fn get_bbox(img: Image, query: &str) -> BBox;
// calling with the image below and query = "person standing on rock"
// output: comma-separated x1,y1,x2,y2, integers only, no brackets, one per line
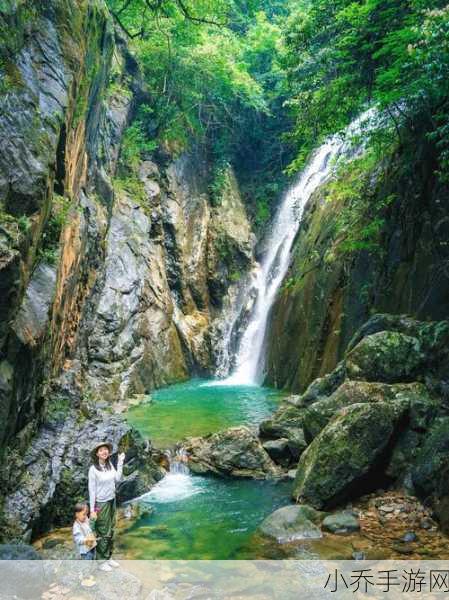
88,441,125,572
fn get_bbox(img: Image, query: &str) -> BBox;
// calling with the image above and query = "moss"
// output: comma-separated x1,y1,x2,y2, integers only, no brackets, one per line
0,58,23,93
345,331,425,383
229,270,242,282
293,401,407,508
113,176,150,215
209,160,232,207
37,194,71,265
412,417,449,497
119,121,158,172
42,395,71,424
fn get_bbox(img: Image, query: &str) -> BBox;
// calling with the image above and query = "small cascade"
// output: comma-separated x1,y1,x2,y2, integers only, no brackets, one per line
215,109,376,387
167,447,190,475
135,446,200,504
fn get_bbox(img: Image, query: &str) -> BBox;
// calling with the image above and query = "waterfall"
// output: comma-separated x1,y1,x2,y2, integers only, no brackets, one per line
166,447,190,475
216,110,375,387
134,447,201,503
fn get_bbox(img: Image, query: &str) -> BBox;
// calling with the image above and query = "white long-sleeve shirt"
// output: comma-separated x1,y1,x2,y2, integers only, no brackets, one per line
73,518,96,555
88,457,124,513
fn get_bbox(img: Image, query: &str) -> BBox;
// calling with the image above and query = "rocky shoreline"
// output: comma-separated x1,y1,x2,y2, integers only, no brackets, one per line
2,311,449,561
173,313,449,558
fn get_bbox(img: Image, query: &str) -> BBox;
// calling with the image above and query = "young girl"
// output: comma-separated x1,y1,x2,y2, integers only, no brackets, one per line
72,502,96,560
88,441,125,571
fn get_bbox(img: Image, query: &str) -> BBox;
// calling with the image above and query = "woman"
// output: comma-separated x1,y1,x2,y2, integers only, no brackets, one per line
88,441,125,572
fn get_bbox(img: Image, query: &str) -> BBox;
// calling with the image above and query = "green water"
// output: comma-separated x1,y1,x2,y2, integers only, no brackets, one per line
121,379,290,559
118,474,292,559
126,378,283,448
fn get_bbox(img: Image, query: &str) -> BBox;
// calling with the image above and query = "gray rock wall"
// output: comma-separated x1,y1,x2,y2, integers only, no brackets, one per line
0,0,255,536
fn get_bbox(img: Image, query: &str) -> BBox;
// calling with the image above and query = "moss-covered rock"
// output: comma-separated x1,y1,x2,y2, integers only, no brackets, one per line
322,511,360,534
259,405,307,464
1,407,164,540
185,426,280,479
345,331,425,383
303,381,438,441
266,121,449,395
412,418,449,498
293,401,407,509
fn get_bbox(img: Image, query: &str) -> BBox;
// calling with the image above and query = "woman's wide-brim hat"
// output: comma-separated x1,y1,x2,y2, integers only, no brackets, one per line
91,441,113,460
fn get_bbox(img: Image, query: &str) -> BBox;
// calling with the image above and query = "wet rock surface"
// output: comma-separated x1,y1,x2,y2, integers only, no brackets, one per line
0,0,257,541
185,426,280,479
266,120,449,395
259,404,307,466
11,262,57,347
258,505,322,542
322,512,360,534
261,315,449,532
243,489,449,560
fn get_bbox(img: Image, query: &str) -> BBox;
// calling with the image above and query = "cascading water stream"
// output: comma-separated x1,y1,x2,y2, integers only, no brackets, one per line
216,110,375,386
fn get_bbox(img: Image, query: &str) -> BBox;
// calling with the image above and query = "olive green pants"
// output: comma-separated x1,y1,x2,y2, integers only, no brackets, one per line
94,499,116,560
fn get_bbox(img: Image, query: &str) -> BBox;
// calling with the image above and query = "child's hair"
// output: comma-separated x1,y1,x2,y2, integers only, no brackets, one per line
74,502,88,517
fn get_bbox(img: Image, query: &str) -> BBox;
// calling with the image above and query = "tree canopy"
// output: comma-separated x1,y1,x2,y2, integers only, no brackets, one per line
106,0,449,209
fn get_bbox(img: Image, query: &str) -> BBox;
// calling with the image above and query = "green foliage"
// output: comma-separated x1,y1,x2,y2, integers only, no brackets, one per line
38,194,71,265
120,118,158,171
0,1,38,95
106,0,293,222
325,148,396,256
282,0,449,175
254,197,270,227
17,215,31,233
43,395,71,424
209,159,231,206
229,270,242,282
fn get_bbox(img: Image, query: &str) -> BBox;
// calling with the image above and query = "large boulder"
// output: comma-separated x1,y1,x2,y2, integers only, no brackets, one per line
411,418,449,533
262,439,291,466
299,364,347,405
259,405,305,439
259,405,307,464
303,381,438,441
258,505,323,543
293,401,407,509
412,418,449,498
345,331,425,383
185,426,280,479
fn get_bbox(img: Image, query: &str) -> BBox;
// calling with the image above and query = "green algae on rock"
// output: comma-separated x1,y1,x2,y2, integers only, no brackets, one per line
293,401,407,509
345,331,425,383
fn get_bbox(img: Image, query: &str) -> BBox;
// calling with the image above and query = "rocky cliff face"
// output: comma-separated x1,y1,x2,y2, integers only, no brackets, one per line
0,0,254,538
266,136,449,392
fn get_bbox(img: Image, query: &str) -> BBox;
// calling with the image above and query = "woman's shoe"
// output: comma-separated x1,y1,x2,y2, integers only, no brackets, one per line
99,562,113,572
108,559,120,568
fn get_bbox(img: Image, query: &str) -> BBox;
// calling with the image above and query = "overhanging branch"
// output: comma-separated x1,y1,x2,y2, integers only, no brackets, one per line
111,0,224,39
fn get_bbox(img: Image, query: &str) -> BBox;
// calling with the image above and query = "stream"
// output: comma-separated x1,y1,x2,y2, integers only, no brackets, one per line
118,115,375,560
122,379,290,559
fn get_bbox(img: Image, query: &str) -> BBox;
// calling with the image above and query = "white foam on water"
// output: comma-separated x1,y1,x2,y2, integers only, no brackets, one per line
138,473,204,504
